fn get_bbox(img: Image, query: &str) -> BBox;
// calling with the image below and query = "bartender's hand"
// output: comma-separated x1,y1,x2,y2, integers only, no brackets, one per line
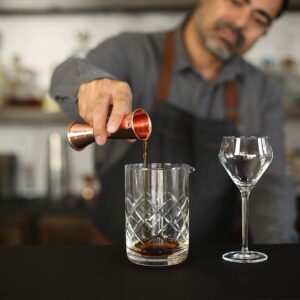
78,78,132,145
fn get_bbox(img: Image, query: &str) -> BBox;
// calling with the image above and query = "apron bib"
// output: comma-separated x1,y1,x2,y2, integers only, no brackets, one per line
94,31,238,244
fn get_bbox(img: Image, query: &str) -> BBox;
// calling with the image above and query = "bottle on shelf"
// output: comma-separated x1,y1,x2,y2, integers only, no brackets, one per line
0,31,8,108
6,55,42,108
279,57,300,110
72,30,90,58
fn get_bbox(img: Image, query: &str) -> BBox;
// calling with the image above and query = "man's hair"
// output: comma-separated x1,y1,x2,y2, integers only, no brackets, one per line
277,0,289,18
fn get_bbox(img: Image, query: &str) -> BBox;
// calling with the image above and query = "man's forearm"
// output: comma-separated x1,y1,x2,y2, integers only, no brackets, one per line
50,57,117,119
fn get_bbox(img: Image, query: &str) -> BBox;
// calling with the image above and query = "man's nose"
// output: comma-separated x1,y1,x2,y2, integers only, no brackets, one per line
233,7,252,29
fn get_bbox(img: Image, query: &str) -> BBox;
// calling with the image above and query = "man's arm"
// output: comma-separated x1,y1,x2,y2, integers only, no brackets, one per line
250,78,298,243
50,33,134,145
50,57,116,120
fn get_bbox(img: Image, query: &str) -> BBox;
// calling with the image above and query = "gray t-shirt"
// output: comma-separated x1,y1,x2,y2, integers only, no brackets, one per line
50,24,298,244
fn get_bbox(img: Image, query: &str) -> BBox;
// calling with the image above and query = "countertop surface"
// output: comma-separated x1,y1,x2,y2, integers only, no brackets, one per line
0,244,299,300
0,245,300,300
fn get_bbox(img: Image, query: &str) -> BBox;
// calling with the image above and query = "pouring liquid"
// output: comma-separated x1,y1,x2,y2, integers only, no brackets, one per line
143,140,148,167
132,139,181,256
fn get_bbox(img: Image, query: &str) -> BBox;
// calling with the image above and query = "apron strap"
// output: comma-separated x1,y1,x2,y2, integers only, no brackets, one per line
156,31,238,120
156,31,176,101
224,80,238,121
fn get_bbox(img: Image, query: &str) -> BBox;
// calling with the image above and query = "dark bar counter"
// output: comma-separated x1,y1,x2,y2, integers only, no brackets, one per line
0,244,299,300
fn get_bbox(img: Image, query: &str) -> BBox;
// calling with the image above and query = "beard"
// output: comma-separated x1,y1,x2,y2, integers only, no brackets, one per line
203,36,235,60
201,21,245,61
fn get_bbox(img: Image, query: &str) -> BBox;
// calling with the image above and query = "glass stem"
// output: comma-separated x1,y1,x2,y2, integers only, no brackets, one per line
240,190,250,254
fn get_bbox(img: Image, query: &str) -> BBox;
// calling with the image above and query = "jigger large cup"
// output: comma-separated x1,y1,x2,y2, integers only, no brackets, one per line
125,163,195,267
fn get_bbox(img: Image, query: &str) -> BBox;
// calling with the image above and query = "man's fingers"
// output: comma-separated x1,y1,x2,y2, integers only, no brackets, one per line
107,84,132,134
93,93,111,145
78,81,95,123
127,139,137,143
77,79,133,146
107,104,127,134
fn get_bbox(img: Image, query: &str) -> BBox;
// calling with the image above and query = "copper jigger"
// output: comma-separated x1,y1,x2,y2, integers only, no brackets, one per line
67,108,152,151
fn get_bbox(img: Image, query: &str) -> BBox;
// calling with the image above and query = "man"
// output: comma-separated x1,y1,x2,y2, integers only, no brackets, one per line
50,0,298,244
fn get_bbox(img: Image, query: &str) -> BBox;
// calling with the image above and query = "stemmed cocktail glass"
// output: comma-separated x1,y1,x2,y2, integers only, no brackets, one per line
219,136,273,263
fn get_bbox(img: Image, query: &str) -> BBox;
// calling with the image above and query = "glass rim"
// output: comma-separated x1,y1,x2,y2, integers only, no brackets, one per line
125,163,194,171
222,136,269,140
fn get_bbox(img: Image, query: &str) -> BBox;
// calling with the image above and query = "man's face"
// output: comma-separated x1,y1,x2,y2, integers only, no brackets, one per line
192,0,283,60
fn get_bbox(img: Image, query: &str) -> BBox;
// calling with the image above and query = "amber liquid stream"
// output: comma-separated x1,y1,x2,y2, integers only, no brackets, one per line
143,140,148,167
132,140,180,256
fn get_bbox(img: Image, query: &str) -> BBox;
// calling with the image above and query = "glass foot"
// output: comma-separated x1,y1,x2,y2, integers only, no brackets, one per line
222,250,268,263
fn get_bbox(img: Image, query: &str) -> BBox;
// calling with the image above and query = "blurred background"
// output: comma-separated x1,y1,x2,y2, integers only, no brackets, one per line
0,0,300,245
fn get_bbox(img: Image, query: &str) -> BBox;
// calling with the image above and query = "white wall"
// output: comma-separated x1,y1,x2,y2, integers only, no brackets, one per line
0,11,299,198
245,13,300,72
